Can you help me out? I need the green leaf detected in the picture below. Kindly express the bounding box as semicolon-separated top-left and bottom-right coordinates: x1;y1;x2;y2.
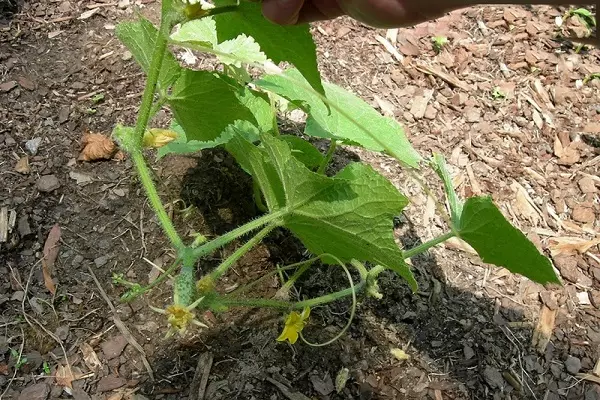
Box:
216;34;267;67
237;87;275;133
226;134;416;289
171;18;267;68
167;70;257;142
116;18;181;90
430;153;463;227
158;120;260;157
256;69;422;168
280;135;324;169
213;2;324;95
458;197;559;285
171;17;218;46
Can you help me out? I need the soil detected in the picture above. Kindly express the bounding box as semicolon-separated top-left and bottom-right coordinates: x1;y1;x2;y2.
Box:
1;1;599;399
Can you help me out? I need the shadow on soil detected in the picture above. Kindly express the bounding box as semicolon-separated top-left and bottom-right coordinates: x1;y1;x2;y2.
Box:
140;142;574;400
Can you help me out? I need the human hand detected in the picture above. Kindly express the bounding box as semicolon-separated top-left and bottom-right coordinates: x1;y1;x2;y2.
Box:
261;0;473;28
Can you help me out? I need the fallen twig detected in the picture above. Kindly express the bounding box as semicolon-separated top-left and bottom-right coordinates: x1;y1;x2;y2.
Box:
189;352;214;400
85;265;155;381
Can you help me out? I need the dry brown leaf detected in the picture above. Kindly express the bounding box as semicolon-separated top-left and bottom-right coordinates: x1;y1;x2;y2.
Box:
531;305;556;354
55;364;84;389
14;156;30;174
548;236;600;256
80;343;102;371
42;224;61;295
79;133;117;162
511;182;541;226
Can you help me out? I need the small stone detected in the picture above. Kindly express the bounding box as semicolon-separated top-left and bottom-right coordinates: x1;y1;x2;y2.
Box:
18;215;32;237
578;177;597;194
94;256;108;267
18;383;50;400
101;335;128;359
121;51;132;61
72;254;84;266
590;290;600;309
25;138;42;155
71;388;91;400
572;205;595;223
483;365;505;389
540;291;559;310
17;76;36;91
36;175;60;192
55;325;69;341
577;292;591;305
309;372;334;396
58;106;70;123
565;356;581;374
465;106;481;123
96;375;126;392
554;256;582;283
0;81;17;92
463;345;475;360
5;135;16;146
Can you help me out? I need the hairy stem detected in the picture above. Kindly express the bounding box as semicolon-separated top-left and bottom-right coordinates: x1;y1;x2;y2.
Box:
191;210;285;260
210;225;276;281
317;140;338;174
129;13;184;250
219;280;366;310
132;151;184;249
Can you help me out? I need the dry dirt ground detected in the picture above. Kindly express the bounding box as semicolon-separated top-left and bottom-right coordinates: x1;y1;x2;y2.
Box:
1;1;599;399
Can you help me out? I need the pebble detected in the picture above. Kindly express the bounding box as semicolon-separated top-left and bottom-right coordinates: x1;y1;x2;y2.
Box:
553;256;582;283
565;355;581;374
572;205;596;224
101;335;128;359
483;365;505;389
17;383;50;400
579;177;597;194
94;256;108;267
96;375;126;392
18;215;32;237
25;137;42;155
36;175;60;192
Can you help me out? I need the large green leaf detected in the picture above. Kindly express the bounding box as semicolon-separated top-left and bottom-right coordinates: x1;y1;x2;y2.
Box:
226;134;416;289
212;2;324;96
167;70;257;142
256;69;422;168
458;197;559;285
115;18;181;90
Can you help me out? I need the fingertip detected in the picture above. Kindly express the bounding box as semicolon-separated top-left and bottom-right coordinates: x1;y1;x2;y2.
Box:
261;0;305;25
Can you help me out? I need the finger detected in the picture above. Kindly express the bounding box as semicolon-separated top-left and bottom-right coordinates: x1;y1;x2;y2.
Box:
296;0;345;23
262;0;306;24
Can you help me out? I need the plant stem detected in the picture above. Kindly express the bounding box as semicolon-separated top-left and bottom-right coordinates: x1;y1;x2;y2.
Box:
209;225;275;281
317;140;338;174
128;14;184;250
253;180;267;212
132;18;172;147
219;280;366;310
402;231;455;259
279;258;314;293
132;150;184;250
191;209;285;260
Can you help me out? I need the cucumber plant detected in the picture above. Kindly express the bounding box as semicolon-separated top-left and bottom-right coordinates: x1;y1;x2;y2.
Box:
112;0;559;342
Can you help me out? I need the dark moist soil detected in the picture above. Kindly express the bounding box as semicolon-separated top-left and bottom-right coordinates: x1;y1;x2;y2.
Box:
1;1;600;400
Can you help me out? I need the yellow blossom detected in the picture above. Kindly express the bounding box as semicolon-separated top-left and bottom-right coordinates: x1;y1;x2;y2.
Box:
276;307;310;344
142;128;178;148
166;304;195;333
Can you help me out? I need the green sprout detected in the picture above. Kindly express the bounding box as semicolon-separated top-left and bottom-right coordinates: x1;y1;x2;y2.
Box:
492;87;506;100
432;36;449;53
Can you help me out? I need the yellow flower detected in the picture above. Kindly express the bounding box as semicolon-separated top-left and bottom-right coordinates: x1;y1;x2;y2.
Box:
276;307;310;344
142;128;178;148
